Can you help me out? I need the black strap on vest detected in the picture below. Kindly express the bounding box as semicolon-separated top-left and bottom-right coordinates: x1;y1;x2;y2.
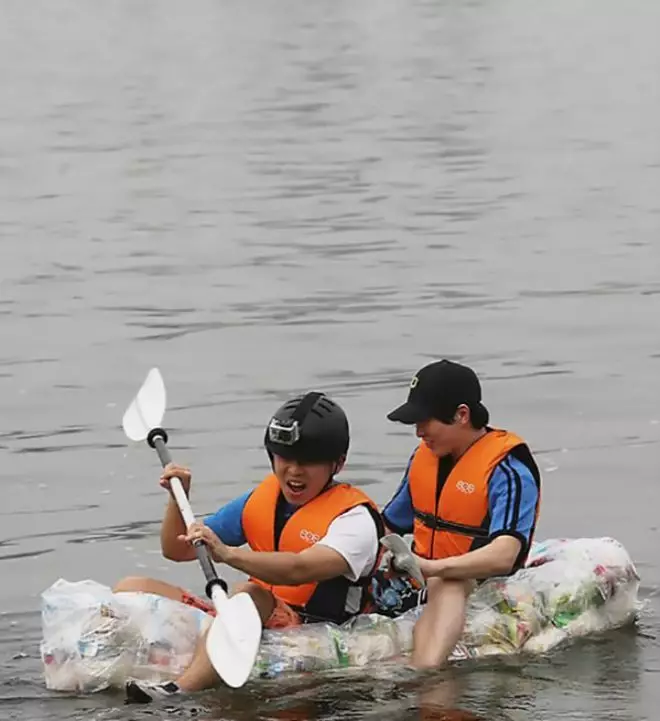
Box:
414;510;490;538
423;454;454;555
506;443;542;569
273;493;292;551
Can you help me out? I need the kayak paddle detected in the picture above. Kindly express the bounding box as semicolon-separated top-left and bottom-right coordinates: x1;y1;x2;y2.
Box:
121;367;262;688
380;534;426;587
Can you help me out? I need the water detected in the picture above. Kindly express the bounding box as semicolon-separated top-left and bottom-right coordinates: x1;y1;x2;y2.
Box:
1;0;659;718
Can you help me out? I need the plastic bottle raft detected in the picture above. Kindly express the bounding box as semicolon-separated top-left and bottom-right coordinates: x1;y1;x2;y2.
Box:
40;537;641;693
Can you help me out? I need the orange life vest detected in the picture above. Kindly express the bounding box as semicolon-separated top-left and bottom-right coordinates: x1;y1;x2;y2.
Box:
409;428;541;567
241;474;384;623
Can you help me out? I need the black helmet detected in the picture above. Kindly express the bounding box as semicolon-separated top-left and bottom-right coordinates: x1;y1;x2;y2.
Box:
264;391;349;464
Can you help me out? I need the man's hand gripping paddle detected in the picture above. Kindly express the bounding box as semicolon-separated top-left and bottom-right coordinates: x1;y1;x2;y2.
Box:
380;533;426;587
121;368;262;689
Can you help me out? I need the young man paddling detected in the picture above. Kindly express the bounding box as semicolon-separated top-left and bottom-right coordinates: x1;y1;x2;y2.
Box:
382;360;542;669
116;391;384;701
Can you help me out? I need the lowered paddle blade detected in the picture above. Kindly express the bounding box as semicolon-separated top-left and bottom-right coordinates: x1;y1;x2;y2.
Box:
206;590;262;689
122;368;166;441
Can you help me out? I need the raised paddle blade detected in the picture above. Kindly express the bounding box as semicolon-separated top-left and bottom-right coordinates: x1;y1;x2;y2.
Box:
122;368;166;441
380;533;426;587
206;588;262;689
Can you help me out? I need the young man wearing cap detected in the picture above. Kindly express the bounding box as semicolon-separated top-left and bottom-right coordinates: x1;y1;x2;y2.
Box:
116;391;384;701
383;359;541;669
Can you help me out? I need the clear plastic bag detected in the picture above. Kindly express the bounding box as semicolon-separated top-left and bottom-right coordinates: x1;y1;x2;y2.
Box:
40;579;209;692
40;537;640;691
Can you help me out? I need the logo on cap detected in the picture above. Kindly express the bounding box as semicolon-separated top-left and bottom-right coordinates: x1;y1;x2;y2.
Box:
410;375;419;389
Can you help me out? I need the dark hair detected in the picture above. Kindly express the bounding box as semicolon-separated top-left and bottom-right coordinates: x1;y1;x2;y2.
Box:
437;402;489;429
469;402;489;429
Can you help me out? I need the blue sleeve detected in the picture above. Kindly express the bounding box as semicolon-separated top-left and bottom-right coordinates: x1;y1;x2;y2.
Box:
203;490;252;546
488;454;539;550
381;449;417;535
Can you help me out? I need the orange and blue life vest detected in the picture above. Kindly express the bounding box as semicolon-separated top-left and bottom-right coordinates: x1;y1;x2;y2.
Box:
241;474;384;624
409;429;541;569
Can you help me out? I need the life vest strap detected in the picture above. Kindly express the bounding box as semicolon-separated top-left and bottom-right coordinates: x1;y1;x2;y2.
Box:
413;509;490;539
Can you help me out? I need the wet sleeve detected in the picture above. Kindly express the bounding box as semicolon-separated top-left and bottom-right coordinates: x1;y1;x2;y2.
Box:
381;449;417;535
203;490;252;546
488;455;539;552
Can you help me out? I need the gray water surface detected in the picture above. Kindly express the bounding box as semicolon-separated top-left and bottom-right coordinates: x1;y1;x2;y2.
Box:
1;1;659;719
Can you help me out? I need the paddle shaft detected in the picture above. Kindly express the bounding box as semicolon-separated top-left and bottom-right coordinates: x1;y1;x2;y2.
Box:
150;431;228;595
122;368;262;689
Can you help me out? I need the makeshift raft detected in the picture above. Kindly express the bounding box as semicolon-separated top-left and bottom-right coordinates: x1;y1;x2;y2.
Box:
40;536;640;693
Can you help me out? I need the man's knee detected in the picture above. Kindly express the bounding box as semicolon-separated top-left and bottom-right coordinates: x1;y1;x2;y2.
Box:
427;577;473;600
444;578;473;596
426;576;444;596
113;575;155;593
232;582;275;623
112;576;187;603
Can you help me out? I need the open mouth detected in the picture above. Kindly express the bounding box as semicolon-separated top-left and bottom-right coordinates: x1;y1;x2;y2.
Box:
286;480;306;495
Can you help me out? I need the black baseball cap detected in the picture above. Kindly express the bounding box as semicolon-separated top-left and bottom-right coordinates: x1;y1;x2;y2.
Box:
387;360;489;426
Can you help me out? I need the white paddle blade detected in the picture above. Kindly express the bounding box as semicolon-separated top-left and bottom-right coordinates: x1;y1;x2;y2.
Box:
380;533;426;587
206;591;262;688
121;368;167;441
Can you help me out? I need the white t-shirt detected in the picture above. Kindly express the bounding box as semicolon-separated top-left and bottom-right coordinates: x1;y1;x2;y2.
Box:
315;505;379;583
